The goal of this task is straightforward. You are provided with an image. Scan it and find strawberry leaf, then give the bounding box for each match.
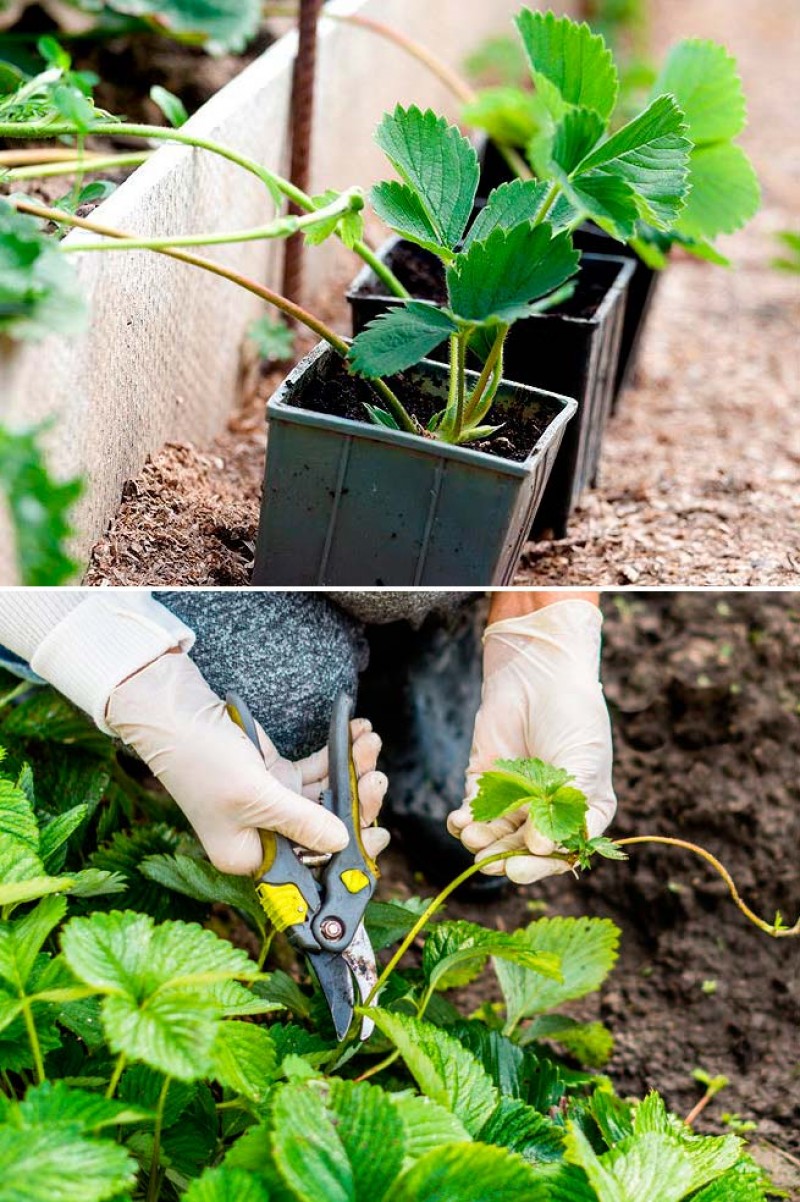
[374,105,479,251]
[515,9,619,121]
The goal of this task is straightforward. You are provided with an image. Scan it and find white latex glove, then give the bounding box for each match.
[106,651,390,876]
[447,600,616,885]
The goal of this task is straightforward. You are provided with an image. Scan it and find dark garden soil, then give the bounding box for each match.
[285,350,552,463]
[375,593,800,1189]
[84,0,799,588]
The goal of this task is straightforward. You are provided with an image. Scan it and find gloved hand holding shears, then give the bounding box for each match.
[106,650,390,875]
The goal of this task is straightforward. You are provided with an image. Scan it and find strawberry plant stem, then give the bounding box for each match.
[59,189,364,253]
[105,1052,127,1100]
[684,1087,717,1128]
[0,119,409,299]
[464,325,507,427]
[20,1001,44,1084]
[355,1049,400,1083]
[364,849,529,1007]
[615,836,800,937]
[146,1075,170,1202]
[12,198,416,434]
[7,152,150,180]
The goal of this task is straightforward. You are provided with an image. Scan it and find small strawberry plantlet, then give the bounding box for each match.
[0,682,788,1202]
[471,757,800,939]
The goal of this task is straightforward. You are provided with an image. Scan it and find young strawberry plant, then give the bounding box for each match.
[347,103,580,441]
[0,681,790,1201]
[463,11,759,265]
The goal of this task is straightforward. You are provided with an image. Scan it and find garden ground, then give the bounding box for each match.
[372,593,800,1195]
[83,0,800,588]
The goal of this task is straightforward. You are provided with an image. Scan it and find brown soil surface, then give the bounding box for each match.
[84,0,799,588]
[375,592,800,1192]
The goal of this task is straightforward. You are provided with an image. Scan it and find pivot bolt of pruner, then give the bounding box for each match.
[320,916,345,942]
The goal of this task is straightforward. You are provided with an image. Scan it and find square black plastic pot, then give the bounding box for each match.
[252,343,577,586]
[346,238,633,539]
[476,136,665,407]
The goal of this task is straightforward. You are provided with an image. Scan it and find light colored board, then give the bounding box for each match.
[0,0,568,582]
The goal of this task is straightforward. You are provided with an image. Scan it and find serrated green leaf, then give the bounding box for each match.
[364,1009,497,1135]
[149,84,188,129]
[0,770,42,878]
[516,9,619,120]
[0,894,66,986]
[89,825,196,921]
[39,805,88,871]
[328,1078,406,1202]
[574,94,691,230]
[390,1093,470,1165]
[479,1097,565,1163]
[545,107,606,175]
[652,40,746,145]
[464,178,550,248]
[140,852,266,936]
[370,181,444,257]
[565,1124,694,1202]
[252,971,311,1019]
[496,917,620,1028]
[392,1142,549,1202]
[448,1022,525,1097]
[591,1086,635,1146]
[0,200,87,343]
[211,1021,277,1103]
[675,143,760,241]
[348,302,457,379]
[633,1092,742,1192]
[462,86,547,147]
[119,1065,197,1128]
[269,1083,352,1202]
[0,1124,136,1202]
[691,1164,770,1202]
[422,920,561,992]
[61,910,257,1080]
[17,1080,149,1130]
[447,223,578,323]
[471,759,587,842]
[65,868,128,898]
[365,898,433,953]
[184,1166,272,1202]
[374,105,479,250]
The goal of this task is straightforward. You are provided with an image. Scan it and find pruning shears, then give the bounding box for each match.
[225,689,379,1041]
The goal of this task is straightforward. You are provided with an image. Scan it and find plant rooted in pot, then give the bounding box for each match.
[347,72,691,534]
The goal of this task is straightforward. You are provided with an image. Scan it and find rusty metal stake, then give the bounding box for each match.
[282,0,323,313]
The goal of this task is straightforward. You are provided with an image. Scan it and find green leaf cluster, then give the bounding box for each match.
[0,423,83,586]
[471,755,628,870]
[0,726,774,1202]
[351,104,578,443]
[464,11,760,263]
[649,39,760,260]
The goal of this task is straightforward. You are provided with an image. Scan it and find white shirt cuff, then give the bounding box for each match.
[30,592,195,734]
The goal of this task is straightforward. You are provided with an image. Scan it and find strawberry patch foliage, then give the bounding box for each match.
[0,682,779,1201]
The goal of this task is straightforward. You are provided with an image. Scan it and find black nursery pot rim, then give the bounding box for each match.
[346,235,634,331]
[266,341,578,479]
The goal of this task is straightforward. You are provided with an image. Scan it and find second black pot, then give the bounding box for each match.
[347,238,633,538]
